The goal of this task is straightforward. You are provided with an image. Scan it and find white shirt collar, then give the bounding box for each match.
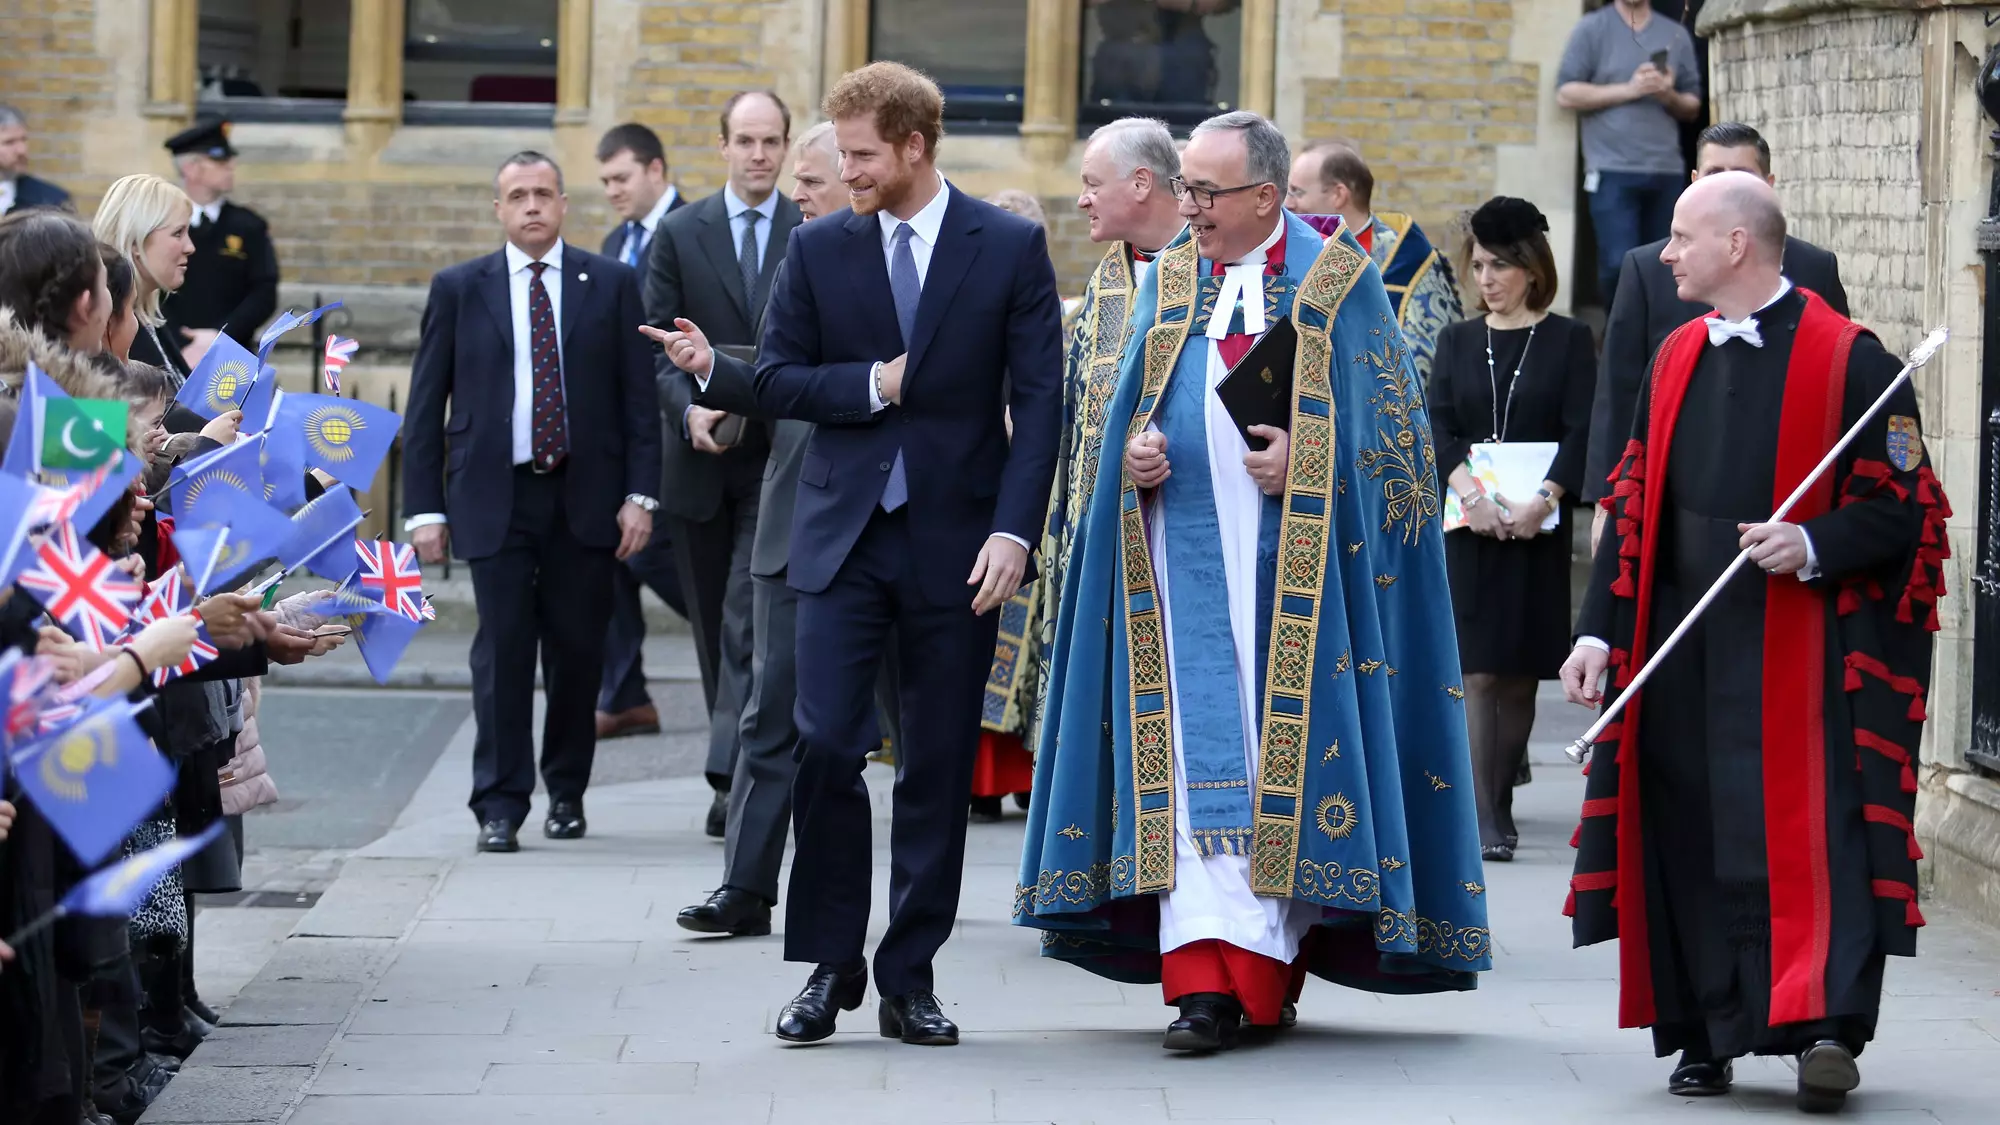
[1754,277,1794,315]
[505,239,566,275]
[193,200,224,226]
[878,173,951,247]
[724,183,778,223]
[1207,219,1287,341]
[638,185,678,233]
[1225,218,1286,268]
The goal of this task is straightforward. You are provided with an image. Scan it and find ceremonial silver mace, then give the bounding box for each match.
[1563,325,1952,765]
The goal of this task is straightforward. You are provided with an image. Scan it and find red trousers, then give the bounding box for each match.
[970,732,1034,798]
[1160,939,1308,1026]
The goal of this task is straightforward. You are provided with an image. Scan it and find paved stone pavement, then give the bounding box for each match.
[147,688,2000,1125]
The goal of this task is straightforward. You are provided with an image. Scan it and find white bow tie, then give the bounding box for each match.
[1706,315,1763,348]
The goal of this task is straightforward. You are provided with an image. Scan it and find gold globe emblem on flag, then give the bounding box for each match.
[306,404,364,463]
[206,359,252,412]
[40,723,118,802]
[184,471,252,520]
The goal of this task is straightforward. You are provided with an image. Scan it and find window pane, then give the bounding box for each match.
[871,0,1029,125]
[404,0,558,105]
[197,0,351,115]
[1080,0,1241,129]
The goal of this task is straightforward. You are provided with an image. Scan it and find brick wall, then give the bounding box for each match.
[0,0,116,181]
[1707,11,1924,350]
[1300,0,1540,240]
[622,0,797,197]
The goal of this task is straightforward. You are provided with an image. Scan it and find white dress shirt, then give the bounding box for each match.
[723,183,778,277]
[1575,279,1817,655]
[404,240,567,532]
[619,184,680,264]
[191,199,224,227]
[0,179,15,215]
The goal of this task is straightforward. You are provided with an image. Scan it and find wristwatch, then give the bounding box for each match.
[1535,487,1557,504]
[626,494,659,512]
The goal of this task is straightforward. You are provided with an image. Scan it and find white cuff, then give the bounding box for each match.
[1797,529,1819,582]
[990,532,1031,553]
[405,513,447,531]
[691,352,714,392]
[1575,636,1610,653]
[868,362,887,413]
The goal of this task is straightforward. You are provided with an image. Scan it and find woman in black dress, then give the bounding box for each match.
[93,173,196,384]
[1428,197,1594,862]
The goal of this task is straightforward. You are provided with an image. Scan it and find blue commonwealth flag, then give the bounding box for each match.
[259,422,307,510]
[331,573,423,684]
[272,392,401,492]
[169,442,295,593]
[1,363,69,479]
[172,333,265,421]
[60,821,226,917]
[11,699,176,867]
[162,438,264,517]
[257,302,343,364]
[279,484,364,582]
[0,468,39,588]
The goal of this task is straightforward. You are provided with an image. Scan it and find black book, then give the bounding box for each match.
[1214,317,1296,450]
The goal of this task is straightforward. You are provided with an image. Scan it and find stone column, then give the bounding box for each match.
[822,0,871,89]
[144,0,197,118]
[343,0,406,152]
[555,0,593,127]
[1239,0,1277,117]
[1022,0,1081,166]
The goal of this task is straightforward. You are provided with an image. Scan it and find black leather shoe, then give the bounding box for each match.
[879,990,959,1046]
[1668,1052,1734,1097]
[1163,993,1241,1053]
[140,1024,202,1060]
[184,1000,217,1035]
[1279,1000,1298,1029]
[1482,843,1516,863]
[676,886,772,936]
[1796,1040,1860,1113]
[705,791,728,838]
[544,800,586,840]
[969,796,1004,823]
[775,963,867,1044]
[476,819,519,853]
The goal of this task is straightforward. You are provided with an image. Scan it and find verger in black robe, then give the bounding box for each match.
[1568,287,1946,1061]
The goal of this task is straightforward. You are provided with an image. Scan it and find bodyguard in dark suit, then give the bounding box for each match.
[0,105,70,214]
[1585,122,1849,514]
[643,90,801,835]
[740,63,1061,1047]
[404,152,662,854]
[591,122,689,741]
[158,119,279,362]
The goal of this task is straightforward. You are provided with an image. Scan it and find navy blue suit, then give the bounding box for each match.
[405,242,662,828]
[753,186,1062,996]
[4,174,72,214]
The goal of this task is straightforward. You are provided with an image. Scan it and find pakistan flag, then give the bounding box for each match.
[41,398,128,470]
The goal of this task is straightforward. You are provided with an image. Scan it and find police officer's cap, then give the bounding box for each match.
[164,118,236,161]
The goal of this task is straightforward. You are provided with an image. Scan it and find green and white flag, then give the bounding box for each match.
[40,398,128,470]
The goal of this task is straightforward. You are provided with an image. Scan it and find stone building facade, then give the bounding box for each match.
[1702,0,2000,924]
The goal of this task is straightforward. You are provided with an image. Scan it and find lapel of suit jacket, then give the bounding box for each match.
[842,210,902,354]
[906,185,982,377]
[560,243,588,349]
[695,193,751,326]
[476,249,515,361]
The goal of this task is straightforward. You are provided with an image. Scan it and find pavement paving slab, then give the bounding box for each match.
[148,686,2000,1125]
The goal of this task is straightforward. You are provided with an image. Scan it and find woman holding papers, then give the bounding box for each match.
[1427,196,1595,862]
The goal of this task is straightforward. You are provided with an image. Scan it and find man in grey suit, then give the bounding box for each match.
[644,91,802,837]
[594,122,690,742]
[1584,121,1849,550]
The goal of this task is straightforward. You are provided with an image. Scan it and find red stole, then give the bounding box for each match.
[1612,289,1862,1028]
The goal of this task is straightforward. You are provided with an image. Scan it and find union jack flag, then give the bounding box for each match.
[1,649,60,748]
[15,523,143,651]
[323,335,358,395]
[126,567,219,687]
[355,539,425,621]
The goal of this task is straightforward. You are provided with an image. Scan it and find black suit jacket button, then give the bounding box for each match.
[879,461,891,472]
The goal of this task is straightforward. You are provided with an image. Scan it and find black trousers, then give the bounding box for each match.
[667,464,760,790]
[598,521,686,714]
[466,467,618,827]
[784,508,998,997]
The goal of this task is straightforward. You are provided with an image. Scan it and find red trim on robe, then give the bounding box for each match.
[970,732,1035,798]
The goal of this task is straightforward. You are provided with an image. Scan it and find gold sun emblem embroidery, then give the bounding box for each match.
[1315,793,1358,841]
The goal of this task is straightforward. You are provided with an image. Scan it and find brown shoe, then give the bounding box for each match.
[595,704,661,740]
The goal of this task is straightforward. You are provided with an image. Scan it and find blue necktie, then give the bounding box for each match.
[881,223,919,512]
[622,221,644,267]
